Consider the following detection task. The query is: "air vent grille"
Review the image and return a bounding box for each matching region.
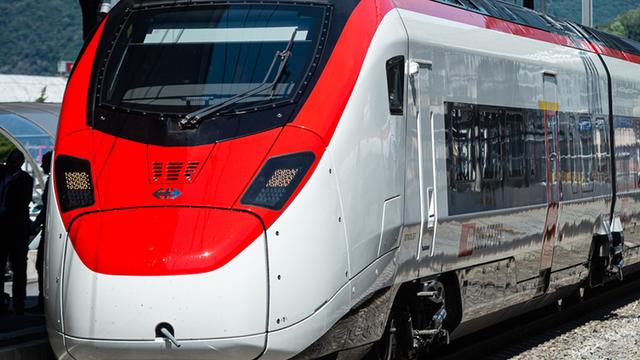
[150,161,201,183]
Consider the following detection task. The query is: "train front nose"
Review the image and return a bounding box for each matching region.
[60,207,268,359]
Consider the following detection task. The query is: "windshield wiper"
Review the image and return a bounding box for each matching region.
[179,29,298,130]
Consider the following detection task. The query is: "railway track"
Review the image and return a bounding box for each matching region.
[429,270,640,360]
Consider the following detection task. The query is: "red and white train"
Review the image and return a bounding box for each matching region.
[46,0,640,359]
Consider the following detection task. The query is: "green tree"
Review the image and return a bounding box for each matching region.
[543,0,640,28]
[0,0,83,75]
[599,7,640,42]
[35,86,48,103]
[0,135,17,164]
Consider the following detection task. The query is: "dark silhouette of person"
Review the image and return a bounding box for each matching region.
[28,151,51,313]
[0,150,33,315]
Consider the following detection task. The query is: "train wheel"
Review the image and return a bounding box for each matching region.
[366,307,417,360]
[562,286,585,308]
[367,317,397,360]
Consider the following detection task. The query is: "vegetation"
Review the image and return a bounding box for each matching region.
[0,1,637,76]
[598,7,640,42]
[35,86,48,103]
[543,0,639,31]
[0,0,83,75]
[0,135,17,163]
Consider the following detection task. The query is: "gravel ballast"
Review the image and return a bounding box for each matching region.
[505,289,640,360]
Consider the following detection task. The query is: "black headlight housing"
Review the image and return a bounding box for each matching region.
[55,155,95,212]
[241,152,315,210]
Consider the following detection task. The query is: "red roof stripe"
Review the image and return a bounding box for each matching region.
[390,0,640,64]
[392,0,591,51]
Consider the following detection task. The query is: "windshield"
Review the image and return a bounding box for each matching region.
[100,4,325,114]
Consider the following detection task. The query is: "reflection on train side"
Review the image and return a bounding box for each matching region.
[614,116,640,257]
[432,102,614,324]
[446,102,611,216]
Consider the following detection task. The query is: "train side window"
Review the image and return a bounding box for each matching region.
[436,0,465,8]
[386,56,405,115]
[525,110,546,185]
[578,116,594,192]
[505,111,525,179]
[629,118,640,189]
[571,116,583,191]
[558,120,570,193]
[447,103,476,187]
[434,0,487,15]
[560,116,577,194]
[568,119,579,194]
[478,108,503,181]
[594,117,609,181]
[500,2,551,31]
[614,117,634,191]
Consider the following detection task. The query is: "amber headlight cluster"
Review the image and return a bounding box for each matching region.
[241,152,315,210]
[55,155,95,212]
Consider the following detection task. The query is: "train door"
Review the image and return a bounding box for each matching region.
[409,60,437,260]
[537,73,560,295]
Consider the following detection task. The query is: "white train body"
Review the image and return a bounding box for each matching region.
[46,0,640,359]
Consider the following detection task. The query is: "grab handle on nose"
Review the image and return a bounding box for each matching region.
[160,328,181,348]
[156,323,181,348]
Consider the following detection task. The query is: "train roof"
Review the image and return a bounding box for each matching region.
[434,0,640,61]
[578,25,640,58]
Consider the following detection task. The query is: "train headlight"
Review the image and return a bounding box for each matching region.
[55,155,95,212]
[241,152,315,210]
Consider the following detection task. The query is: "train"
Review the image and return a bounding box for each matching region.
[45,0,640,359]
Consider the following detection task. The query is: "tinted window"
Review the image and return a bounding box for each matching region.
[386,56,404,115]
[100,4,325,114]
[615,116,640,192]
[566,118,579,193]
[500,2,551,30]
[571,116,584,192]
[505,112,525,178]
[578,116,594,191]
[586,27,640,56]
[448,103,477,187]
[437,0,464,6]
[594,117,609,181]
[478,108,502,181]
[446,102,612,215]
[530,111,547,184]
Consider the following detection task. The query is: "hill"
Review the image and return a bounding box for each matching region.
[0,0,637,76]
[544,0,639,27]
[598,6,640,42]
[0,0,83,75]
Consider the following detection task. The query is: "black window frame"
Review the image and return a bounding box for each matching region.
[594,116,609,181]
[447,102,478,190]
[385,55,405,116]
[85,0,337,147]
[577,115,595,192]
[96,3,330,116]
[504,110,525,181]
[477,106,504,183]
